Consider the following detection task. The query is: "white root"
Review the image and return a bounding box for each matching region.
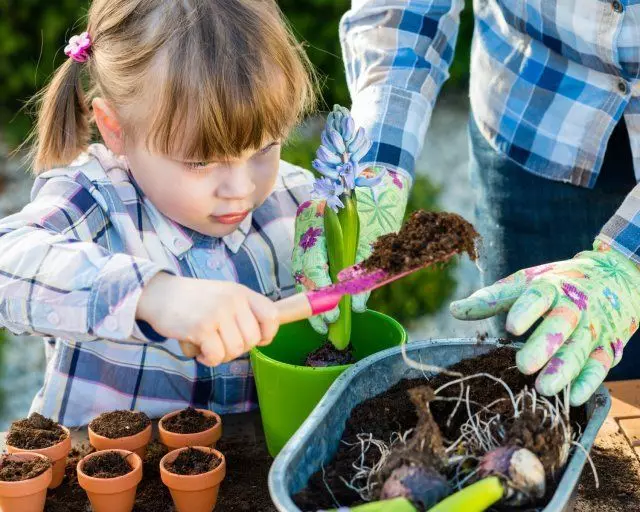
[570,440,599,489]
[401,343,463,378]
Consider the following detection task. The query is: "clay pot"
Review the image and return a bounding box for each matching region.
[88,423,152,459]
[160,447,226,512]
[0,452,52,512]
[77,449,142,512]
[158,409,222,451]
[6,426,71,489]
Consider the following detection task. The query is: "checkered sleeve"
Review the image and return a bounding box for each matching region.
[0,175,169,342]
[340,0,464,180]
[598,184,640,265]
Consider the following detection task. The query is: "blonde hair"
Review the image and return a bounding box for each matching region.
[29,0,316,172]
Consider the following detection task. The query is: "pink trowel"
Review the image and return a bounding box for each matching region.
[178,251,457,359]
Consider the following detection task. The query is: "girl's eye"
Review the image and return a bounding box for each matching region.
[257,142,280,156]
[184,161,213,172]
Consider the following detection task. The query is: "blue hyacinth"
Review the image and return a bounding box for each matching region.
[312,105,385,211]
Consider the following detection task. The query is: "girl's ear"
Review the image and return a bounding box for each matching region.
[92,98,125,155]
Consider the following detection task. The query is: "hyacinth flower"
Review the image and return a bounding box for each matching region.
[309,105,385,349]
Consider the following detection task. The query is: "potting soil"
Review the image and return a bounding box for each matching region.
[362,210,478,275]
[304,342,355,367]
[0,456,51,481]
[89,410,150,438]
[82,451,133,478]
[6,412,68,449]
[293,347,588,511]
[165,447,221,475]
[161,407,217,434]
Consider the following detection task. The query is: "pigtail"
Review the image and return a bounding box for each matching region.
[31,58,91,173]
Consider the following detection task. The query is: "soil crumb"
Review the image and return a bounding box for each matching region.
[305,342,355,367]
[82,451,133,479]
[362,210,478,275]
[89,410,150,439]
[0,455,51,481]
[165,448,221,476]
[7,412,68,449]
[161,408,217,434]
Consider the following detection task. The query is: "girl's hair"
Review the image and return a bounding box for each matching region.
[30,0,317,172]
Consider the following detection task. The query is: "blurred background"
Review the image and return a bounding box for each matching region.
[0,1,485,428]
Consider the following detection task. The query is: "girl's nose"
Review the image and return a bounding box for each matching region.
[217,164,256,199]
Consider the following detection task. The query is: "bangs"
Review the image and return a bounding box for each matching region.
[140,1,315,161]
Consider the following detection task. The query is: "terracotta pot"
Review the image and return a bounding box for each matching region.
[6,426,71,489]
[0,452,52,512]
[77,449,142,512]
[158,409,222,451]
[88,423,152,459]
[160,447,226,512]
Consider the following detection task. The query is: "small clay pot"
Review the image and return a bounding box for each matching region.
[160,446,226,512]
[88,423,152,459]
[77,449,142,512]
[0,452,52,512]
[158,409,222,451]
[6,425,71,489]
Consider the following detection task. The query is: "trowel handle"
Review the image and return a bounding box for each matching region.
[427,477,504,512]
[179,291,343,358]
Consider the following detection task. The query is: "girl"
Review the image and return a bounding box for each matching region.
[0,0,316,426]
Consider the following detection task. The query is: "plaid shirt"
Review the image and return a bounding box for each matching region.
[0,144,313,426]
[342,0,640,263]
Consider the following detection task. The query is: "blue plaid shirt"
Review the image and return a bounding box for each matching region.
[0,144,313,426]
[343,0,640,263]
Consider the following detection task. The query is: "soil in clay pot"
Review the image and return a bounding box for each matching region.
[81,452,134,479]
[165,448,222,476]
[7,413,68,449]
[293,347,587,511]
[89,411,150,438]
[0,456,51,482]
[162,408,217,434]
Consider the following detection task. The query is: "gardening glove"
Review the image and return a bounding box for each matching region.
[292,169,409,334]
[450,240,640,406]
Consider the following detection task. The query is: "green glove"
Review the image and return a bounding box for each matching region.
[450,240,640,406]
[292,169,409,334]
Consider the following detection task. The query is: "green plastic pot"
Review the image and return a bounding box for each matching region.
[251,310,406,456]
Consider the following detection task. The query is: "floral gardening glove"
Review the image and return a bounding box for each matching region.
[292,169,409,334]
[450,241,640,406]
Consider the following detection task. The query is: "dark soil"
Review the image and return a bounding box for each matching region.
[7,412,68,449]
[165,448,221,476]
[305,342,355,367]
[362,210,478,275]
[0,456,51,481]
[161,408,217,434]
[89,410,150,439]
[293,347,587,511]
[82,451,133,478]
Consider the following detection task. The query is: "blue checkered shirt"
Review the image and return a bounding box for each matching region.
[0,144,313,426]
[343,0,640,263]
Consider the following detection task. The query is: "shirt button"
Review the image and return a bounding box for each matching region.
[618,80,629,94]
[104,315,118,332]
[47,312,60,326]
[173,238,187,251]
[612,0,624,13]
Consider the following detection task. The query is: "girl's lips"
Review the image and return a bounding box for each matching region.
[211,210,250,225]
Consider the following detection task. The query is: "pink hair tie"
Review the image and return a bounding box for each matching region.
[64,32,92,63]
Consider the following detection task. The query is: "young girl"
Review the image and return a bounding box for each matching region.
[0,0,316,426]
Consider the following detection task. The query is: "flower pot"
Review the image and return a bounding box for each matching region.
[88,423,152,459]
[77,449,143,512]
[160,446,226,512]
[6,426,71,489]
[0,452,52,512]
[158,409,222,451]
[251,310,406,456]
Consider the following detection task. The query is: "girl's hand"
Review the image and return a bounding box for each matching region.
[136,273,279,366]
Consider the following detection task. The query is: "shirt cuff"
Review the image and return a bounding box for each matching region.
[596,187,640,266]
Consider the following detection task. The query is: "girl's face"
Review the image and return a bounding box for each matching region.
[124,137,281,237]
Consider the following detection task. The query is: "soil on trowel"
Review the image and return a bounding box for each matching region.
[305,342,355,367]
[165,447,221,475]
[89,410,150,439]
[82,451,133,478]
[362,210,478,275]
[293,347,588,511]
[0,456,51,481]
[161,407,217,434]
[7,412,68,449]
